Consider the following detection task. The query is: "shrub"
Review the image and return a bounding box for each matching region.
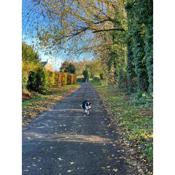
[27,71,36,91]
[67,74,77,84]
[27,68,48,94]
[73,74,77,84]
[60,72,67,86]
[93,76,100,82]
[99,73,104,80]
[129,92,153,107]
[67,74,72,85]
[45,71,56,87]
[22,71,28,90]
[22,60,43,92]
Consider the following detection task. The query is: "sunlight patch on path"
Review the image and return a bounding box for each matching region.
[24,132,113,144]
[48,109,83,112]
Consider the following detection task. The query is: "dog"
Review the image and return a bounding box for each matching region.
[81,100,92,115]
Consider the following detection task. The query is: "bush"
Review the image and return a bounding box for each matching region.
[99,73,104,80]
[61,72,67,86]
[67,74,75,85]
[129,92,153,107]
[57,72,76,86]
[22,60,42,92]
[27,68,48,94]
[22,71,28,90]
[26,69,77,93]
[45,71,56,87]
[93,76,100,81]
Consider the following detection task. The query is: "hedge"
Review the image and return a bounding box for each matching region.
[54,72,76,87]
[23,65,77,94]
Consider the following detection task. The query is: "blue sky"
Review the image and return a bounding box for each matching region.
[22,0,95,70]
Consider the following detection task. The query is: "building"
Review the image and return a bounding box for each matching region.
[41,59,54,72]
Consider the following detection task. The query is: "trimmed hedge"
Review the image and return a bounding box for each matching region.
[22,61,41,91]
[67,74,77,85]
[23,65,77,94]
[45,71,56,88]
[54,72,76,87]
[27,68,47,94]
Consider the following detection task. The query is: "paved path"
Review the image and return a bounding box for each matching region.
[23,83,131,175]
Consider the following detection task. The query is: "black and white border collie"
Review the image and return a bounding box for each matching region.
[81,100,92,115]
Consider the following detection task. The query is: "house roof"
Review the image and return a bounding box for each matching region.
[41,60,54,72]
[41,61,48,66]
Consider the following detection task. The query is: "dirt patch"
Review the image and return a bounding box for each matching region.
[22,92,32,100]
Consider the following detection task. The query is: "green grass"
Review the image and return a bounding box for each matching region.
[22,84,80,126]
[91,81,153,162]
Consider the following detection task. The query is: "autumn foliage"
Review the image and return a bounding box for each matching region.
[54,72,76,87]
[22,43,77,95]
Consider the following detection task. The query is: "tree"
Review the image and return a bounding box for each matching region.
[25,0,126,54]
[60,61,76,74]
[24,0,153,94]
[82,69,89,82]
[86,59,103,78]
[22,42,40,62]
[125,0,153,93]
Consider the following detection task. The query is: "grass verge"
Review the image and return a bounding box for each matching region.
[22,84,80,126]
[91,81,153,164]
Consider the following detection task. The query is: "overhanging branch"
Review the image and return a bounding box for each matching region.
[92,28,125,33]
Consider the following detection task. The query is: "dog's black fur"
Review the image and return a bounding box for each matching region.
[81,100,92,115]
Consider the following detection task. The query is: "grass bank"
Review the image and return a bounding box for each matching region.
[22,84,80,126]
[91,80,153,165]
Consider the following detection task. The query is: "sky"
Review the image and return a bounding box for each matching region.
[22,0,95,70]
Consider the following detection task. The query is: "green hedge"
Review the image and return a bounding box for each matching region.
[27,68,47,94]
